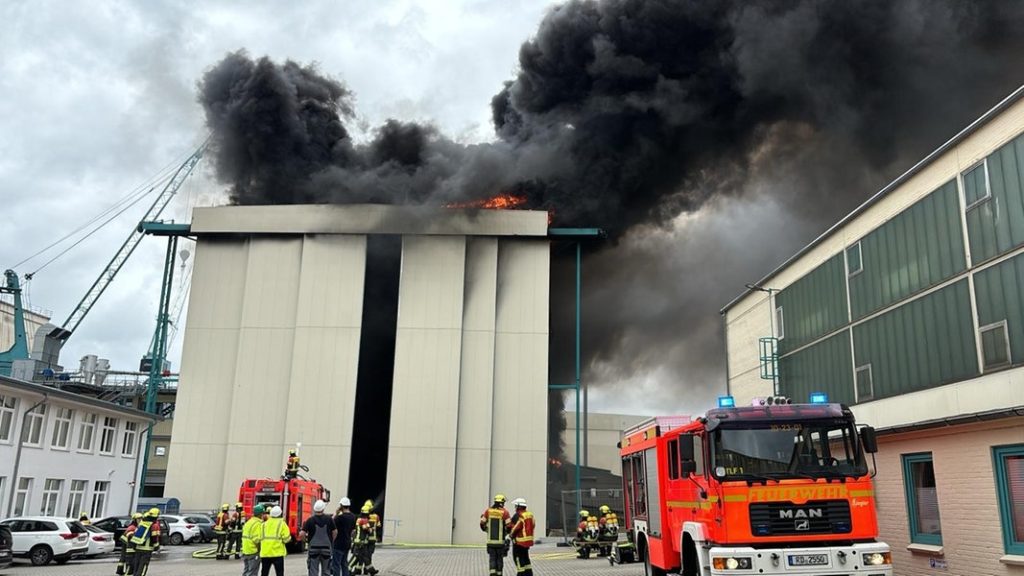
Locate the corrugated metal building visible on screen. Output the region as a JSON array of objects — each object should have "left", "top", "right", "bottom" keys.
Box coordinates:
[
  {"left": 723, "top": 84, "right": 1024, "bottom": 573},
  {"left": 164, "top": 205, "right": 549, "bottom": 545}
]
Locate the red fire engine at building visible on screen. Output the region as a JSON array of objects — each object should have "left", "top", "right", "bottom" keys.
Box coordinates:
[
  {"left": 237, "top": 477, "right": 330, "bottom": 551},
  {"left": 619, "top": 394, "right": 892, "bottom": 576}
]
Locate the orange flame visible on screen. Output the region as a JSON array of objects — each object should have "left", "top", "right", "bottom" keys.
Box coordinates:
[{"left": 445, "top": 193, "right": 528, "bottom": 210}]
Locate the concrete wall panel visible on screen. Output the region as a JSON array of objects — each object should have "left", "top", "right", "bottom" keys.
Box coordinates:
[
  {"left": 452, "top": 238, "right": 498, "bottom": 544},
  {"left": 491, "top": 239, "right": 549, "bottom": 536},
  {"left": 165, "top": 239, "right": 248, "bottom": 508},
  {"left": 386, "top": 236, "right": 466, "bottom": 544},
  {"left": 284, "top": 235, "right": 366, "bottom": 497}
]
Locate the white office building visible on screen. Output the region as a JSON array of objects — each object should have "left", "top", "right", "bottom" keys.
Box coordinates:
[{"left": 0, "top": 374, "right": 157, "bottom": 520}]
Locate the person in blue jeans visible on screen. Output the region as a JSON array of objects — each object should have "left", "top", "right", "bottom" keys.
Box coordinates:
[{"left": 332, "top": 497, "right": 357, "bottom": 576}]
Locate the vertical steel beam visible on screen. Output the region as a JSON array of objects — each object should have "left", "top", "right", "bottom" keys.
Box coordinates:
[{"left": 575, "top": 241, "right": 582, "bottom": 512}]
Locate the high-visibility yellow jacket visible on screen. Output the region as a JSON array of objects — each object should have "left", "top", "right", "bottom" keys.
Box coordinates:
[
  {"left": 241, "top": 516, "right": 263, "bottom": 556},
  {"left": 130, "top": 519, "right": 161, "bottom": 551},
  {"left": 259, "top": 517, "right": 291, "bottom": 558}
]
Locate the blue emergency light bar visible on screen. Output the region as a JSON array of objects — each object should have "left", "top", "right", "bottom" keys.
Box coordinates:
[
  {"left": 809, "top": 392, "right": 829, "bottom": 404},
  {"left": 718, "top": 396, "right": 736, "bottom": 408}
]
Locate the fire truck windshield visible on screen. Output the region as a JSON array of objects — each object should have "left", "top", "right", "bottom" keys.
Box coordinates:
[{"left": 711, "top": 420, "right": 867, "bottom": 481}]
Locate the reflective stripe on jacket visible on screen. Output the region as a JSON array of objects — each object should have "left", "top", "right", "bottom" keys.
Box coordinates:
[
  {"left": 130, "top": 519, "right": 160, "bottom": 551},
  {"left": 241, "top": 517, "right": 263, "bottom": 555},
  {"left": 510, "top": 511, "right": 535, "bottom": 548},
  {"left": 481, "top": 507, "right": 510, "bottom": 546},
  {"left": 259, "top": 517, "right": 291, "bottom": 558}
]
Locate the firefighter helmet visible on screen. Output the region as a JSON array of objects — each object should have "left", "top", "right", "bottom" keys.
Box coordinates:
[
  {"left": 235, "top": 502, "right": 243, "bottom": 509},
  {"left": 254, "top": 504, "right": 266, "bottom": 516},
  {"left": 289, "top": 449, "right": 297, "bottom": 456},
  {"left": 599, "top": 505, "right": 610, "bottom": 514},
  {"left": 221, "top": 504, "right": 229, "bottom": 511},
  {"left": 493, "top": 494, "right": 506, "bottom": 505},
  {"left": 579, "top": 509, "right": 589, "bottom": 519},
  {"left": 515, "top": 499, "right": 527, "bottom": 509},
  {"left": 361, "top": 503, "right": 372, "bottom": 514},
  {"left": 145, "top": 507, "right": 160, "bottom": 518},
  {"left": 132, "top": 513, "right": 143, "bottom": 520}
]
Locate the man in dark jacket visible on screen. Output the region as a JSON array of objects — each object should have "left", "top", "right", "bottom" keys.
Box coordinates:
[
  {"left": 332, "top": 497, "right": 357, "bottom": 576},
  {"left": 300, "top": 500, "right": 336, "bottom": 576}
]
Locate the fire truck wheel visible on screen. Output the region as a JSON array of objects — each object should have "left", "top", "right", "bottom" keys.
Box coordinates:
[{"left": 642, "top": 544, "right": 666, "bottom": 576}]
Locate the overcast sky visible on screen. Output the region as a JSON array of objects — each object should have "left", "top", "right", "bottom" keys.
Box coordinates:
[{"left": 0, "top": 0, "right": 557, "bottom": 386}]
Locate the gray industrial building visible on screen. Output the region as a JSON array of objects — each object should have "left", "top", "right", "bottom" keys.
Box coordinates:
[{"left": 164, "top": 204, "right": 550, "bottom": 544}]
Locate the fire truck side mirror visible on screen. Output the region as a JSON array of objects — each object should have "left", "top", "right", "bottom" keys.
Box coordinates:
[
  {"left": 860, "top": 426, "right": 878, "bottom": 454},
  {"left": 678, "top": 434, "right": 695, "bottom": 461}
]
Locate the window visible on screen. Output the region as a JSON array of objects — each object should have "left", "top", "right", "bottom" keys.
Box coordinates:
[
  {"left": 856, "top": 364, "right": 874, "bottom": 402},
  {"left": 20, "top": 404, "right": 46, "bottom": 446},
  {"left": 155, "top": 446, "right": 166, "bottom": 457},
  {"left": 0, "top": 477, "right": 6, "bottom": 511},
  {"left": 846, "top": 242, "right": 863, "bottom": 276},
  {"left": 122, "top": 421, "right": 138, "bottom": 457},
  {"left": 13, "top": 478, "right": 33, "bottom": 516},
  {"left": 963, "top": 161, "right": 991, "bottom": 210},
  {"left": 667, "top": 439, "right": 679, "bottom": 479},
  {"left": 40, "top": 478, "right": 62, "bottom": 516},
  {"left": 902, "top": 453, "right": 942, "bottom": 545},
  {"left": 90, "top": 481, "right": 109, "bottom": 518},
  {"left": 692, "top": 435, "right": 705, "bottom": 476},
  {"left": 994, "top": 445, "right": 1024, "bottom": 554},
  {"left": 0, "top": 395, "right": 16, "bottom": 442},
  {"left": 99, "top": 417, "right": 118, "bottom": 455},
  {"left": 77, "top": 413, "right": 96, "bottom": 452},
  {"left": 775, "top": 306, "right": 785, "bottom": 340},
  {"left": 980, "top": 321, "right": 1012, "bottom": 370},
  {"left": 66, "top": 480, "right": 88, "bottom": 519},
  {"left": 51, "top": 407, "right": 74, "bottom": 450}
]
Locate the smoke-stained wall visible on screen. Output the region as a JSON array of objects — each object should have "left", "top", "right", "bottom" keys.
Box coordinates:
[{"left": 166, "top": 205, "right": 548, "bottom": 545}]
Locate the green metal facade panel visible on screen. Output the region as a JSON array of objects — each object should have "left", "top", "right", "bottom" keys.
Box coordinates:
[
  {"left": 849, "top": 180, "right": 966, "bottom": 319},
  {"left": 779, "top": 330, "right": 854, "bottom": 406},
  {"left": 967, "top": 133, "right": 1024, "bottom": 263},
  {"left": 973, "top": 252, "right": 1024, "bottom": 364},
  {"left": 853, "top": 280, "right": 978, "bottom": 400},
  {"left": 776, "top": 254, "right": 848, "bottom": 355}
]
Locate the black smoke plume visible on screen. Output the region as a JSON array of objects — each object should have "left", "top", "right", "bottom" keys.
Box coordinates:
[{"left": 199, "top": 1, "right": 1024, "bottom": 419}]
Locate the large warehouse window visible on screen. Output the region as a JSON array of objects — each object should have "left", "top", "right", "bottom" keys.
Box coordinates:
[
  {"left": 994, "top": 445, "right": 1024, "bottom": 555},
  {"left": 902, "top": 453, "right": 942, "bottom": 545},
  {"left": 963, "top": 161, "right": 992, "bottom": 209},
  {"left": 980, "top": 321, "right": 1012, "bottom": 370}
]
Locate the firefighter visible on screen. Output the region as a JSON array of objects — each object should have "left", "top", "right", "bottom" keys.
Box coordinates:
[
  {"left": 284, "top": 450, "right": 300, "bottom": 479},
  {"left": 350, "top": 504, "right": 378, "bottom": 575},
  {"left": 363, "top": 499, "right": 380, "bottom": 564},
  {"left": 508, "top": 499, "right": 535, "bottom": 576},
  {"left": 597, "top": 505, "right": 618, "bottom": 557},
  {"left": 479, "top": 493, "right": 512, "bottom": 576},
  {"left": 79, "top": 512, "right": 91, "bottom": 526},
  {"left": 260, "top": 506, "right": 291, "bottom": 576},
  {"left": 240, "top": 504, "right": 266, "bottom": 576},
  {"left": 227, "top": 502, "right": 245, "bottom": 559},
  {"left": 575, "top": 509, "right": 599, "bottom": 558},
  {"left": 214, "top": 503, "right": 231, "bottom": 559},
  {"left": 129, "top": 508, "right": 161, "bottom": 576},
  {"left": 116, "top": 513, "right": 142, "bottom": 575}
]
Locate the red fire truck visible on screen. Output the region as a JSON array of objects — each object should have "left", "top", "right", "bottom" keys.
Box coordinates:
[
  {"left": 237, "top": 477, "right": 331, "bottom": 551},
  {"left": 619, "top": 394, "right": 891, "bottom": 576}
]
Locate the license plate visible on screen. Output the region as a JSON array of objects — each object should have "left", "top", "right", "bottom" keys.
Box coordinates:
[{"left": 788, "top": 554, "right": 829, "bottom": 566}]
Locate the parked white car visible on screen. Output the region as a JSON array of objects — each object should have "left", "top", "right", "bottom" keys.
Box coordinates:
[
  {"left": 0, "top": 517, "right": 89, "bottom": 566},
  {"left": 160, "top": 515, "right": 202, "bottom": 545},
  {"left": 82, "top": 525, "right": 116, "bottom": 557}
]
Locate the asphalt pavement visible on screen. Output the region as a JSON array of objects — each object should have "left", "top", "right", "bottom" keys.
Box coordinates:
[{"left": 0, "top": 542, "right": 646, "bottom": 576}]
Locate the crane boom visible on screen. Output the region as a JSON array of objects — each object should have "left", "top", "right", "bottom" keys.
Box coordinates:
[{"left": 59, "top": 141, "right": 207, "bottom": 339}]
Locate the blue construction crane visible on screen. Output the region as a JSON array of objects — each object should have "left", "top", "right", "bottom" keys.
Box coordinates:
[{"left": 0, "top": 141, "right": 208, "bottom": 376}]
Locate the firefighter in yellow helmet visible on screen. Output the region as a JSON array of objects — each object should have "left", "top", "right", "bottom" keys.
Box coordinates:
[
  {"left": 597, "top": 504, "right": 618, "bottom": 557},
  {"left": 129, "top": 508, "right": 161, "bottom": 576},
  {"left": 227, "top": 502, "right": 246, "bottom": 559},
  {"left": 350, "top": 503, "right": 378, "bottom": 575},
  {"left": 479, "top": 494, "right": 512, "bottom": 576},
  {"left": 116, "top": 513, "right": 142, "bottom": 575},
  {"left": 363, "top": 500, "right": 380, "bottom": 562},
  {"left": 214, "top": 503, "right": 231, "bottom": 559}
]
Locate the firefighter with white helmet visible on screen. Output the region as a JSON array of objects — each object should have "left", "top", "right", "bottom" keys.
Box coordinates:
[
  {"left": 480, "top": 494, "right": 512, "bottom": 576},
  {"left": 509, "top": 498, "right": 535, "bottom": 575}
]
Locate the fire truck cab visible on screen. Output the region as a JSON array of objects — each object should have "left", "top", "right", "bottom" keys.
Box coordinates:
[
  {"left": 238, "top": 477, "right": 330, "bottom": 551},
  {"left": 620, "top": 395, "right": 892, "bottom": 576}
]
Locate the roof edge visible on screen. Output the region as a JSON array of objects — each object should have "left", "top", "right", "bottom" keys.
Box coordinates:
[
  {"left": 721, "top": 82, "right": 1024, "bottom": 314},
  {"left": 0, "top": 374, "right": 160, "bottom": 422}
]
